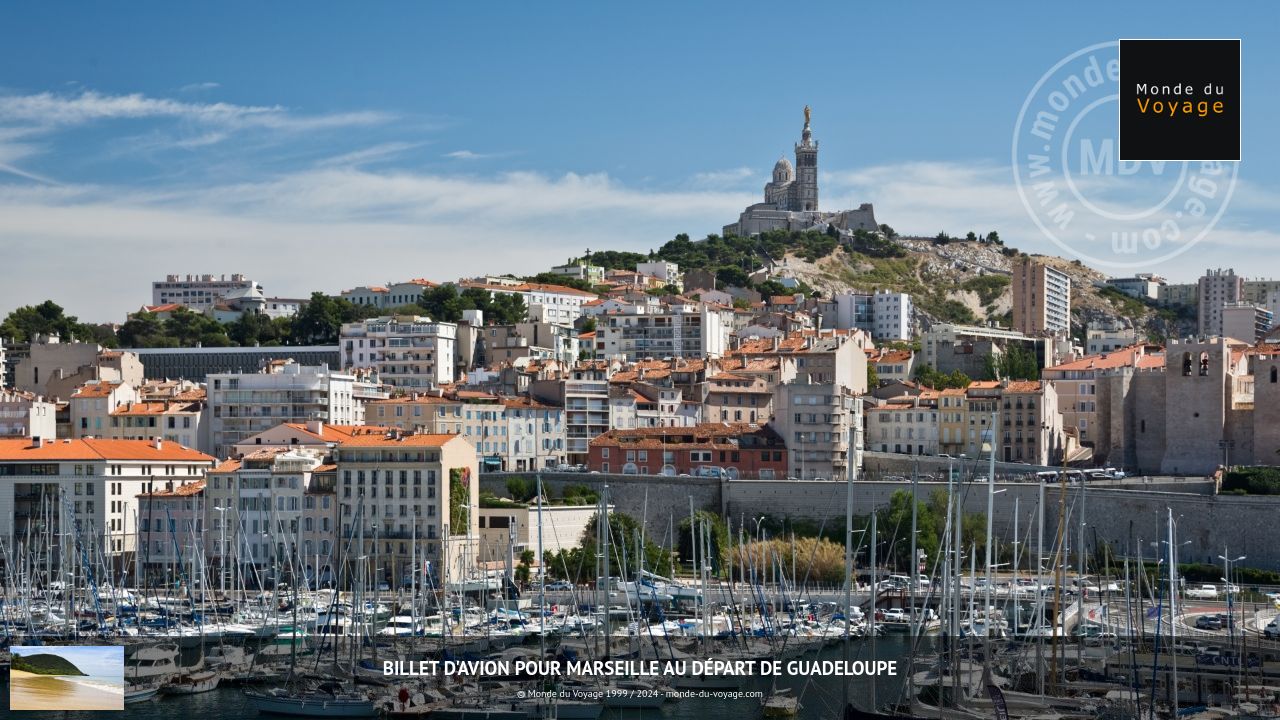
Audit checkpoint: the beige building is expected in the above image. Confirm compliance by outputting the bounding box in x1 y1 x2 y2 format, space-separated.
1198 268 1244 337
1041 345 1164 456
703 372 773 424
16 341 143 401
769 379 862 480
476 502 604 570
334 431 478 589
1012 257 1071 337
997 380 1064 465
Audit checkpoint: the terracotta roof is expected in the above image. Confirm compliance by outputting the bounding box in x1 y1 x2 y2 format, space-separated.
142 303 183 313
111 401 201 416
280 423 397 443
0 438 213 462
72 382 122 399
209 458 243 473
875 350 913 364
337 432 458 448
590 423 781 450
313 463 338 473
139 479 206 498
1044 344 1165 373
1004 380 1043 393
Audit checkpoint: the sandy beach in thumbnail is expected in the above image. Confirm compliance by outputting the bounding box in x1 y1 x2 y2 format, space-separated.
9 669 124 711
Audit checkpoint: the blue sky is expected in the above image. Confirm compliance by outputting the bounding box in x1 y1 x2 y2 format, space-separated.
12 645 123 678
0 2 1276 321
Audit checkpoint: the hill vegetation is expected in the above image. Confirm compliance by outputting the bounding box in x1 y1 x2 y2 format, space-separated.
12 652 87 676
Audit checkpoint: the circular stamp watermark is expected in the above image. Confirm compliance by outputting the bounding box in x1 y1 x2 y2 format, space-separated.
1012 41 1237 269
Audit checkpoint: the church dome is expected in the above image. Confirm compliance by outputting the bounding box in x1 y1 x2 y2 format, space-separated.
772 156 794 182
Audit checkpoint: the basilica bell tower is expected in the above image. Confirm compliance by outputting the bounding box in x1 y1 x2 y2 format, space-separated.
793 105 819 212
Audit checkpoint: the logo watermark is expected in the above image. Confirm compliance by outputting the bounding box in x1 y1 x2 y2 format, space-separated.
1012 41 1237 268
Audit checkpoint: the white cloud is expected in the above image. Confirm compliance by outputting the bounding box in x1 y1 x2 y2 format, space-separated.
319 142 424 168
0 90 393 133
179 82 221 92
688 167 758 190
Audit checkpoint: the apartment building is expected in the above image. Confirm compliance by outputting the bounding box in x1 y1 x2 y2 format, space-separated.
867 393 939 456
0 437 214 571
587 423 787 479
366 392 567 471
733 331 869 394
1198 268 1244 337
0 389 56 439
339 279 438 309
530 364 612 465
204 448 329 587
997 380 1063 465
334 431 478 588
340 315 457 389
770 380 862 481
152 273 258 311
1221 303 1273 343
703 372 773 424
458 321 579 370
208 362 364 458
1012 257 1071 336
16 341 144 400
135 479 206 582
595 302 731 362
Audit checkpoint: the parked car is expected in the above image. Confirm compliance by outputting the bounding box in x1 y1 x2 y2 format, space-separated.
1195 615 1223 630
1264 618 1279 639
544 580 573 591
1186 584 1220 599
881 608 907 622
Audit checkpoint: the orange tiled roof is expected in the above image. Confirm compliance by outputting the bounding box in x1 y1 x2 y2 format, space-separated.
72 382 122 399
0 438 213 462
209 458 243 473
280 423 397 442
111 401 200 416
337 432 457 448
139 479 206 497
1004 380 1043 393
1045 344 1165 373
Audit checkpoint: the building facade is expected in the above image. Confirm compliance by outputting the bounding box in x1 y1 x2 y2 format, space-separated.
1012 257 1071 336
208 362 363 458
340 315 458 389
152 274 258 311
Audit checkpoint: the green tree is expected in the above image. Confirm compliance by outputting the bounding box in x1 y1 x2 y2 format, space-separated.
163 308 229 346
867 363 880 389
0 301 98 343
875 490 941 572
677 511 730 576
291 292 349 344
117 312 166 347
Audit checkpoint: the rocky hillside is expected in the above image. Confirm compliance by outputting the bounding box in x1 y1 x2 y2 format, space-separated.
771 235 1194 341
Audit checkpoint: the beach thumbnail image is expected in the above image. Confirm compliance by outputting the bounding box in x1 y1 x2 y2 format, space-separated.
8 645 124 711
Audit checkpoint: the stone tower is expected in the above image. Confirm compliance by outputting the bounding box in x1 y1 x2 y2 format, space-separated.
792 105 819 212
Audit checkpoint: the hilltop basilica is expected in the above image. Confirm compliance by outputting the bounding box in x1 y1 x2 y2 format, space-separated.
723 106 880 238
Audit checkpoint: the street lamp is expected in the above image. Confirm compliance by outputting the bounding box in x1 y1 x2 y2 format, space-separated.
1217 552 1246 646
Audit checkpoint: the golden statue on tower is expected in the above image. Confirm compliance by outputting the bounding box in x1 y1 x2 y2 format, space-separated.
804 105 811 125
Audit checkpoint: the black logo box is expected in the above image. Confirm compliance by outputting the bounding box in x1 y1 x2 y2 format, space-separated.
1119 39 1240 162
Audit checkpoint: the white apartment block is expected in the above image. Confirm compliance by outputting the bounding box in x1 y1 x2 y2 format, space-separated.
0 437 214 564
635 261 681 286
153 274 259 311
366 394 567 472
205 448 328 582
208 362 362 458
0 389 56 439
476 503 604 568
871 290 913 341
596 303 730 361
340 315 457 389
339 279 438 309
